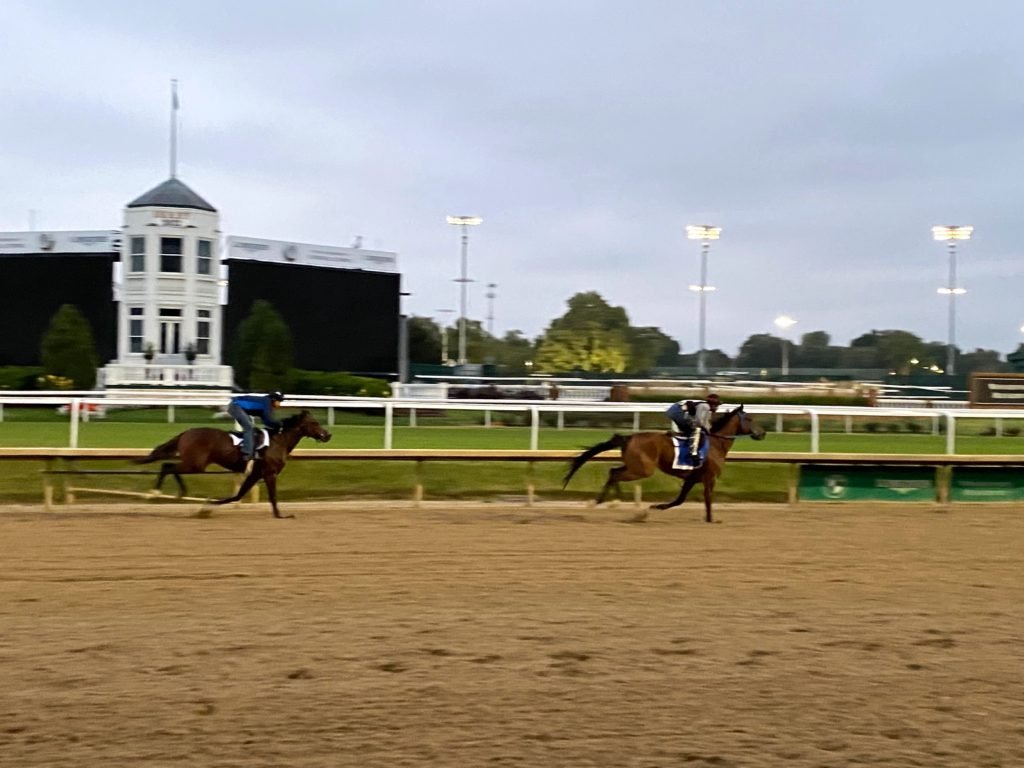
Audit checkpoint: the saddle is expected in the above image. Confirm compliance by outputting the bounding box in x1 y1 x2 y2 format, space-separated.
670 432 709 471
229 429 272 454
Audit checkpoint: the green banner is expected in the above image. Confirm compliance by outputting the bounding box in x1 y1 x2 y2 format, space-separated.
800 466 937 502
950 468 1024 502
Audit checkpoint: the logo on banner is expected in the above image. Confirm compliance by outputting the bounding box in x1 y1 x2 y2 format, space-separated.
283 244 298 262
38 233 55 251
823 474 848 499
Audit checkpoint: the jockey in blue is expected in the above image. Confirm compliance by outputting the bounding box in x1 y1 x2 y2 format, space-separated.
665 393 721 464
227 391 284 470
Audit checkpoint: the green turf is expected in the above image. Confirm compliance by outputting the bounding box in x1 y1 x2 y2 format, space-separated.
2 408 1022 505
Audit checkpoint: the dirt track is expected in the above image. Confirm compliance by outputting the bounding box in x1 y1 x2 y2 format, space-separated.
1 501 1023 767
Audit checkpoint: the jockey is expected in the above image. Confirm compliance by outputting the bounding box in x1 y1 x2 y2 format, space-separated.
227 391 284 471
665 393 722 463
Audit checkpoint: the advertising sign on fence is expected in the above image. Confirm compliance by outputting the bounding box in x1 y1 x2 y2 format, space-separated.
969 372 1024 408
799 466 937 502
949 468 1024 502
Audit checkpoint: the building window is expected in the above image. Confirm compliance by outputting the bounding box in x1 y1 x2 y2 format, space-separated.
129 307 144 353
197 239 212 275
130 237 145 272
197 309 211 355
160 237 183 272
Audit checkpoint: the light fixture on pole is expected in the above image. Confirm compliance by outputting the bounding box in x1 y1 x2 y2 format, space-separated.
686 224 721 376
932 225 972 376
435 308 455 365
446 215 483 366
774 315 797 377
485 283 497 336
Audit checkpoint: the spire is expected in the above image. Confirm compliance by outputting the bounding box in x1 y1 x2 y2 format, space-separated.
170 79 180 178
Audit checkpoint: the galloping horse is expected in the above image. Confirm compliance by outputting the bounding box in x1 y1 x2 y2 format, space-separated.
136 410 332 518
563 406 766 523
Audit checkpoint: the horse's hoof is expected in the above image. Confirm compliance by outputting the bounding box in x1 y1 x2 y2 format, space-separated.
194 507 214 519
650 503 668 511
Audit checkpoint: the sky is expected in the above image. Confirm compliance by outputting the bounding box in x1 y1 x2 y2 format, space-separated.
2 0 1024 359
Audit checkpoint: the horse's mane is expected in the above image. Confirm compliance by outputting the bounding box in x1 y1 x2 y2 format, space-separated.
279 410 309 431
710 406 741 432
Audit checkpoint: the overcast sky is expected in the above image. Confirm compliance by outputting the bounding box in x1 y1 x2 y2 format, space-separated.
2 0 1023 359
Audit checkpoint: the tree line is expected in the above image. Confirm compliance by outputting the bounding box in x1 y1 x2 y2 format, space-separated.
409 290 1016 377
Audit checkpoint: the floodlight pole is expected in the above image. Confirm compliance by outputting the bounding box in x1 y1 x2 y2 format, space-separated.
686 225 721 377
932 225 972 377
446 216 482 366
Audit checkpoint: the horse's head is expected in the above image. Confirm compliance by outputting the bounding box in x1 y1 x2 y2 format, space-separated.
283 410 333 443
712 405 766 441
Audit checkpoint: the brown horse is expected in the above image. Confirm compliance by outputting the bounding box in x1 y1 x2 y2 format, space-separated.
136 410 332 518
562 406 766 523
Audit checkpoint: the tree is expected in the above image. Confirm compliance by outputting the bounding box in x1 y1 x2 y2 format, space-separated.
849 330 929 373
959 348 1007 375
736 334 786 368
534 327 630 373
231 300 294 390
406 316 441 364
40 304 98 389
491 330 535 375
535 292 638 373
794 330 841 368
628 326 681 371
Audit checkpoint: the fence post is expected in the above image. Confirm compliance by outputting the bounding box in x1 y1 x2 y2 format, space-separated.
328 406 335 427
945 413 956 455
557 410 564 430
809 411 820 453
384 402 394 449
633 411 640 432
69 399 80 448
0 402 4 423
168 404 175 423
530 406 539 451
484 409 491 428
410 408 417 428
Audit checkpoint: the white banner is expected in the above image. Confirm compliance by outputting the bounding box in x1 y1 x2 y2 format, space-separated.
0 230 121 254
225 236 397 273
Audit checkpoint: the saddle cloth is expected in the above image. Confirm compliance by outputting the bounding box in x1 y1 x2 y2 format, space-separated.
671 433 709 471
229 429 271 454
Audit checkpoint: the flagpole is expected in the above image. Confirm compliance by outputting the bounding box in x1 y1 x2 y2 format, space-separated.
170 79 179 178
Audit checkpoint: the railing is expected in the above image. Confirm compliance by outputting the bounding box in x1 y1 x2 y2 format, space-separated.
12 447 1024 509
1 391 1022 454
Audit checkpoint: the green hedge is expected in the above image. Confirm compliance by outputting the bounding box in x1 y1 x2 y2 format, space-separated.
288 370 392 398
0 366 44 390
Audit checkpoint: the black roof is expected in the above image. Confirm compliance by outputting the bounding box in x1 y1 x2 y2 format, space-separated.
127 177 217 212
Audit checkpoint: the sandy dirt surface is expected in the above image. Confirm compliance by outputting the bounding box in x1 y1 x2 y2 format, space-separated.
1 500 1023 767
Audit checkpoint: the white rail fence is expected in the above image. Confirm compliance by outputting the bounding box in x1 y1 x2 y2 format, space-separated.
0 391 1021 454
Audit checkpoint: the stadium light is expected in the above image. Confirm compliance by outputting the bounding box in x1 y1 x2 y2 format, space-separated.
932 225 973 376
686 225 721 376
446 216 483 365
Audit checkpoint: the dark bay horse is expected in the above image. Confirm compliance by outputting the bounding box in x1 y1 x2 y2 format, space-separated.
562 406 766 523
136 410 332 518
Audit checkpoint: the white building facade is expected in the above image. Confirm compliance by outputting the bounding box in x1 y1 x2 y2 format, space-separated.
102 177 233 387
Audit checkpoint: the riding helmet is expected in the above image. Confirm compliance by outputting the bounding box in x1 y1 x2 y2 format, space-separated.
269 391 284 403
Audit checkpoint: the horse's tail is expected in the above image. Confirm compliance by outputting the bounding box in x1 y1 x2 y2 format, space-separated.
134 434 182 464
563 433 629 488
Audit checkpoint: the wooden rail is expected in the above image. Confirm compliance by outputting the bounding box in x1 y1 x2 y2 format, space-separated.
4 448 1023 509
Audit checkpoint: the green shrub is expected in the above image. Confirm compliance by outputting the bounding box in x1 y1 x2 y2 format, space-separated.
0 366 44 390
289 370 391 398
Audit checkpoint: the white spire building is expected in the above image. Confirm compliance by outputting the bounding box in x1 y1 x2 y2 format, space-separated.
100 178 233 387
